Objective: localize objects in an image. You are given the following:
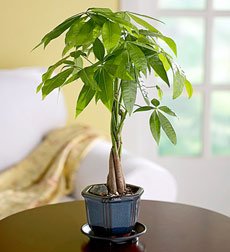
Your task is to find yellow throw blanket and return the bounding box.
[0,124,101,220]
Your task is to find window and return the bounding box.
[121,0,230,158]
[121,0,230,215]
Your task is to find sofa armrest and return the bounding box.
[0,67,67,171]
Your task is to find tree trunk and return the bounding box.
[106,78,127,195]
[107,147,126,194]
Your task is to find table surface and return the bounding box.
[0,200,229,252]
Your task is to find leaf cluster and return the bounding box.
[36,7,193,145]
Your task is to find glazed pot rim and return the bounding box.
[81,183,144,201]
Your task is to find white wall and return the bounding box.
[123,113,230,217]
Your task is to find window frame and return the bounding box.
[120,0,230,159]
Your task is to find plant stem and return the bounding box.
[107,78,127,195]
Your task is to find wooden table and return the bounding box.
[0,200,229,252]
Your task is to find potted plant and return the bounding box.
[35,7,192,239]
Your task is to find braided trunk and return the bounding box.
[107,79,127,195]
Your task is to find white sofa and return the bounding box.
[0,68,177,202]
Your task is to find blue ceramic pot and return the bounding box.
[82,184,144,236]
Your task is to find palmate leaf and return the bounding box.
[151,98,160,107]
[42,68,73,98]
[158,106,177,117]
[75,85,95,117]
[156,85,163,100]
[127,43,147,72]
[102,21,121,52]
[114,51,134,80]
[64,72,80,86]
[121,79,137,115]
[139,30,177,56]
[111,15,139,33]
[65,18,101,53]
[70,50,86,59]
[128,13,161,34]
[88,7,113,15]
[34,14,83,49]
[95,68,113,110]
[158,53,171,71]
[36,83,43,93]
[149,110,161,145]
[93,38,105,61]
[148,55,170,86]
[39,56,70,86]
[65,18,85,46]
[79,67,99,91]
[185,79,193,98]
[161,36,177,56]
[74,19,98,47]
[37,56,76,93]
[130,41,156,52]
[128,11,163,24]
[173,69,186,99]
[88,8,138,33]
[90,14,108,27]
[134,106,154,113]
[158,111,177,145]
[116,12,131,22]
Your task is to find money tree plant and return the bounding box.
[36,8,192,195]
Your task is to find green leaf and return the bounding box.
[34,14,83,49]
[115,12,131,22]
[149,110,161,144]
[156,85,163,100]
[103,62,118,76]
[161,36,177,56]
[41,56,70,83]
[75,85,95,117]
[95,68,113,110]
[115,51,134,80]
[134,106,154,113]
[121,80,137,115]
[64,72,80,85]
[36,83,43,93]
[70,50,86,58]
[130,41,156,52]
[79,67,99,91]
[128,11,163,24]
[151,98,160,107]
[128,13,161,34]
[158,53,171,71]
[158,111,177,145]
[93,38,105,61]
[65,18,85,48]
[158,106,177,117]
[173,69,185,99]
[138,30,177,56]
[185,79,193,98]
[102,21,121,52]
[95,92,101,104]
[127,43,147,72]
[88,7,113,15]
[148,55,170,86]
[91,14,108,26]
[109,16,138,33]
[75,19,96,47]
[89,9,138,33]
[42,68,73,98]
[73,56,83,73]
